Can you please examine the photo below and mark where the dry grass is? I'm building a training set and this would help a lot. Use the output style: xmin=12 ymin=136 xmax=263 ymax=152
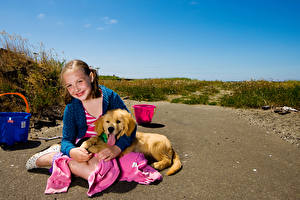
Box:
xmin=0 ymin=31 xmax=64 ymax=119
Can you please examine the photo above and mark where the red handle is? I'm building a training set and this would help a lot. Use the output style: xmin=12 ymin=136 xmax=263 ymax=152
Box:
xmin=0 ymin=93 xmax=30 ymax=113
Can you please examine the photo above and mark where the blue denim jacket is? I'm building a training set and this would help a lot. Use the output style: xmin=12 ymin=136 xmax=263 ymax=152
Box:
xmin=61 ymin=85 xmax=136 ymax=156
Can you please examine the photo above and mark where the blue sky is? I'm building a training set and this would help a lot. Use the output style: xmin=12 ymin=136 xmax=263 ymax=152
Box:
xmin=1 ymin=0 xmax=299 ymax=81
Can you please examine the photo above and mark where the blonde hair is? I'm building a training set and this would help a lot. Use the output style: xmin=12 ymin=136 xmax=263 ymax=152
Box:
xmin=61 ymin=59 xmax=101 ymax=104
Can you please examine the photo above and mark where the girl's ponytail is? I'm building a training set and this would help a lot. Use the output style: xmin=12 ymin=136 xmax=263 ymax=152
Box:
xmin=89 ymin=67 xmax=101 ymax=99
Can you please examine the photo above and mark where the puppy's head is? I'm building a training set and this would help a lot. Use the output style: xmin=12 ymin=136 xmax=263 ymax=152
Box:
xmin=94 ymin=109 xmax=136 ymax=140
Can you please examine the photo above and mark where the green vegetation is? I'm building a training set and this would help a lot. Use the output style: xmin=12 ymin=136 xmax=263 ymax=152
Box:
xmin=99 ymin=75 xmax=122 ymax=80
xmin=99 ymin=79 xmax=224 ymax=102
xmin=220 ymin=81 xmax=300 ymax=109
xmin=101 ymin=79 xmax=299 ymax=109
xmin=171 ymin=94 xmax=209 ymax=105
xmin=1 ymin=31 xmax=299 ymax=121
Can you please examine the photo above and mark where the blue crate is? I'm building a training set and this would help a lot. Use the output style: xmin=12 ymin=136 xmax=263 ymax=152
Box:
xmin=0 ymin=112 xmax=31 ymax=146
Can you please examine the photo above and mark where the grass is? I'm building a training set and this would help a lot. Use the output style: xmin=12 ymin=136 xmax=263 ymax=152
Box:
xmin=0 ymin=31 xmax=64 ymax=119
xmin=101 ymin=78 xmax=300 ymax=109
xmin=171 ymin=95 xmax=209 ymax=105
xmin=220 ymin=80 xmax=300 ymax=109
xmin=1 ymin=31 xmax=299 ymax=121
xmin=99 ymin=78 xmax=224 ymax=102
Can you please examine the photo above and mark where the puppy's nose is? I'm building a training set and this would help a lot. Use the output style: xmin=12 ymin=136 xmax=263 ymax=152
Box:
xmin=108 ymin=127 xmax=114 ymax=134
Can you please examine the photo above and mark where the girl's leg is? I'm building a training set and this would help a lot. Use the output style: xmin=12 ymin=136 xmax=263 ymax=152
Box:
xmin=68 ymin=156 xmax=99 ymax=180
xmin=36 ymin=152 xmax=56 ymax=167
xmin=35 ymin=152 xmax=99 ymax=180
xmin=27 ymin=144 xmax=100 ymax=180
xmin=26 ymin=144 xmax=61 ymax=170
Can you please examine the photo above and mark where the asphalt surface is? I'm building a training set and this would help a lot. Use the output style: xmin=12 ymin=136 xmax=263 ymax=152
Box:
xmin=0 ymin=102 xmax=299 ymax=200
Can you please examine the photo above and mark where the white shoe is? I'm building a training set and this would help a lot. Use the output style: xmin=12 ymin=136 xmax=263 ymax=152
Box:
xmin=25 ymin=144 xmax=61 ymax=170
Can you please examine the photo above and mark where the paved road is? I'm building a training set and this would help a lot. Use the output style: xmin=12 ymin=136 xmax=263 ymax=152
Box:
xmin=0 ymin=102 xmax=299 ymax=200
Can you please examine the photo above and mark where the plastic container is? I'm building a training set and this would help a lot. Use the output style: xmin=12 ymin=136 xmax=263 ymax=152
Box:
xmin=132 ymin=104 xmax=156 ymax=125
xmin=0 ymin=93 xmax=31 ymax=146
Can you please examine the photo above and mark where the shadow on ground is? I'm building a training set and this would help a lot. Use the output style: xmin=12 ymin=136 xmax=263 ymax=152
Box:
xmin=138 ymin=123 xmax=165 ymax=128
xmin=0 ymin=140 xmax=41 ymax=151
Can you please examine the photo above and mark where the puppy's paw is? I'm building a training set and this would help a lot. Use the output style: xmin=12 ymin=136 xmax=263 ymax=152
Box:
xmin=88 ymin=146 xmax=100 ymax=153
xmin=152 ymin=160 xmax=172 ymax=170
xmin=80 ymin=142 xmax=90 ymax=150
xmin=151 ymin=162 xmax=165 ymax=170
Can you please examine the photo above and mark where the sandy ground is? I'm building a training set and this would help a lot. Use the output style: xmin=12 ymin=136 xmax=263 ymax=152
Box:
xmin=0 ymin=100 xmax=299 ymax=200
xmin=234 ymin=107 xmax=300 ymax=147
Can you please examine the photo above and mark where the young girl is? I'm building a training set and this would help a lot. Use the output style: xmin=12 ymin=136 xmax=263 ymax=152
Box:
xmin=26 ymin=59 xmax=136 ymax=180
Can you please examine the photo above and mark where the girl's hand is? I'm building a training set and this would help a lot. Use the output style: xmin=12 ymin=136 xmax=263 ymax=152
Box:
xmin=97 ymin=145 xmax=121 ymax=161
xmin=69 ymin=147 xmax=92 ymax=162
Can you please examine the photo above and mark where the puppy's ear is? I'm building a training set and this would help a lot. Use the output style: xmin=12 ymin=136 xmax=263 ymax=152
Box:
xmin=94 ymin=116 xmax=104 ymax=136
xmin=124 ymin=112 xmax=136 ymax=137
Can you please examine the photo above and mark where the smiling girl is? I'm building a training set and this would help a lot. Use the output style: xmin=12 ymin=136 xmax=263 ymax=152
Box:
xmin=26 ymin=59 xmax=136 ymax=180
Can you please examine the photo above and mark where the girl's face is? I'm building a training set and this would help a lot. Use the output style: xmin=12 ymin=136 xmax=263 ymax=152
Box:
xmin=63 ymin=68 xmax=93 ymax=102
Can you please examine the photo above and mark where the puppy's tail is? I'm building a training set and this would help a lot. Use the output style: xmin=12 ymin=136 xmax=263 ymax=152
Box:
xmin=166 ymin=150 xmax=182 ymax=176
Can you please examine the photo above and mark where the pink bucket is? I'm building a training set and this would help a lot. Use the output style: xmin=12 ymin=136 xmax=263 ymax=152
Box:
xmin=132 ymin=104 xmax=156 ymax=125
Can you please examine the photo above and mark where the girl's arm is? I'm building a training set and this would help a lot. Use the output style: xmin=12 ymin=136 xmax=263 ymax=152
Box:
xmin=60 ymin=104 xmax=77 ymax=157
xmin=61 ymin=103 xmax=93 ymax=161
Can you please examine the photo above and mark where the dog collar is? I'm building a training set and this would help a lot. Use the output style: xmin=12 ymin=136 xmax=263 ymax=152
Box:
xmin=99 ymin=132 xmax=108 ymax=143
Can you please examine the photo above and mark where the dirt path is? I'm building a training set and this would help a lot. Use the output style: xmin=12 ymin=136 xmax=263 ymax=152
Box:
xmin=0 ymin=101 xmax=299 ymax=200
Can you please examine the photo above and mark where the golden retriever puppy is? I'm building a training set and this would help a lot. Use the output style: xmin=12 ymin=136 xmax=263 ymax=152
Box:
xmin=80 ymin=109 xmax=182 ymax=175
